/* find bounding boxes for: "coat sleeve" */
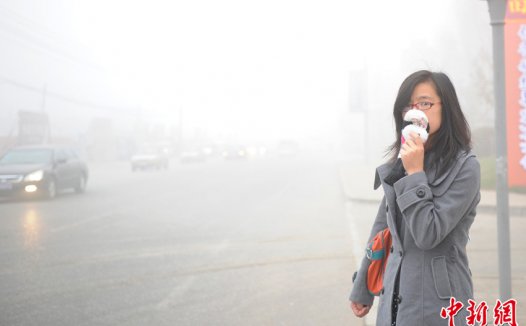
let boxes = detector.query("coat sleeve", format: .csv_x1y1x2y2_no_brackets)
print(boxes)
393,156,480,250
349,196,389,306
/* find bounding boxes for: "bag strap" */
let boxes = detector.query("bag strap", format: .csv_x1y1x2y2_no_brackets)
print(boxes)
366,229,387,260
366,248,386,261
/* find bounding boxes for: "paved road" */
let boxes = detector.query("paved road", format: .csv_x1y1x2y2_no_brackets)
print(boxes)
0,153,358,326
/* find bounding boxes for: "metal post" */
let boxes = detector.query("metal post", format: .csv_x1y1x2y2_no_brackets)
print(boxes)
486,0,512,300
41,84,47,113
179,105,184,151
41,84,50,144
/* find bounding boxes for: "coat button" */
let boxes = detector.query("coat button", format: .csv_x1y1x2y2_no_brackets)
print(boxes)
399,251,403,257
416,188,425,198
381,288,384,295
390,246,394,253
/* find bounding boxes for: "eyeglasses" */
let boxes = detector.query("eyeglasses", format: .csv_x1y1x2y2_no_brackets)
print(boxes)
404,101,440,112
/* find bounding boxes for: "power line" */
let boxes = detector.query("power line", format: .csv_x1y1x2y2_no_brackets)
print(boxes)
0,4,81,48
0,74,141,116
0,4,105,72
0,5,142,117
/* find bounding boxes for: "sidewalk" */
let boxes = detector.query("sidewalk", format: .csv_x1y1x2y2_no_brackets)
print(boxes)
340,161,526,325
339,162,526,215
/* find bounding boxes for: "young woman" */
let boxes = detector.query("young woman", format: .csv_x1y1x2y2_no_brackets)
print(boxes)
349,70,480,325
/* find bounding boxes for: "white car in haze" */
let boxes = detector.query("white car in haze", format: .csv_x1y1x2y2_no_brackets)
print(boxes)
131,148,169,171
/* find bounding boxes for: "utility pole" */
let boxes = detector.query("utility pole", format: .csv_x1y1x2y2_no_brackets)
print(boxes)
41,84,47,112
41,84,50,144
485,0,512,300
178,106,184,152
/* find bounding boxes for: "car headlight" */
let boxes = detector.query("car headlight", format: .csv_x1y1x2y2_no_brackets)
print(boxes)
24,170,44,182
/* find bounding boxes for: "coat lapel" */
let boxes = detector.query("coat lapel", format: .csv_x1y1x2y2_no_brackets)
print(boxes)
425,151,475,196
375,163,403,247
373,151,476,249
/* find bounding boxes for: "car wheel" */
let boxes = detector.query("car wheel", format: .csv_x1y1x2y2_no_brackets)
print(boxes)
45,179,57,199
75,174,86,193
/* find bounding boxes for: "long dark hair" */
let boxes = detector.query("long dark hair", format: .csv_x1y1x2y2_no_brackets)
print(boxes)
386,70,472,178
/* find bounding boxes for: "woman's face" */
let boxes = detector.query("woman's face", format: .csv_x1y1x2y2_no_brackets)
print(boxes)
409,82,442,136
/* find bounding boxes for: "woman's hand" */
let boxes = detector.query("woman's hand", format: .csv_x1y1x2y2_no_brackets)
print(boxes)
400,132,425,175
350,301,371,318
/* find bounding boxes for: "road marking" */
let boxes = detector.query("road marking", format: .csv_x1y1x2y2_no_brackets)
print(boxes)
345,200,377,326
346,202,365,261
156,276,196,310
48,189,182,234
209,239,230,254
49,211,115,233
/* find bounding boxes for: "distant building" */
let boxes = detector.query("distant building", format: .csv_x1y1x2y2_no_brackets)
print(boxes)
17,110,50,145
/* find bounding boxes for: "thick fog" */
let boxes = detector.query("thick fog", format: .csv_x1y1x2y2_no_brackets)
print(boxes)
0,0,492,160
1,1,508,326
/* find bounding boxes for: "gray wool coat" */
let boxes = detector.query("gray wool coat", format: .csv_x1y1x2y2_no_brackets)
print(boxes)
350,151,481,325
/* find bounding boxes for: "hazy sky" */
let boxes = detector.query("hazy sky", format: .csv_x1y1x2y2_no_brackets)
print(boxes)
0,0,491,144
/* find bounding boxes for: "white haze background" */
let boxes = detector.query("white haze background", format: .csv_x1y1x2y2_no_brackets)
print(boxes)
0,0,492,159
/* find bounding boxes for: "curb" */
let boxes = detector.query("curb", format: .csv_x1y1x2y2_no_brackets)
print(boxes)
342,195,526,217
338,164,526,218
475,204,526,217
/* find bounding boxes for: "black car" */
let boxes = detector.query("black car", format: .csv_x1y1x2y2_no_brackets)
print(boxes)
0,145,89,199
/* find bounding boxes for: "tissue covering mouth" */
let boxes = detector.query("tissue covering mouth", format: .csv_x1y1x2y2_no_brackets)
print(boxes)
403,109,428,130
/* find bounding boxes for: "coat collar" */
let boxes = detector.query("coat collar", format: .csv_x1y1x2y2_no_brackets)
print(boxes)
374,163,393,190
374,151,474,192
373,150,475,249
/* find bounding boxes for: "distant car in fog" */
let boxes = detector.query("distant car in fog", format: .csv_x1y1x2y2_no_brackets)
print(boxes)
277,140,300,157
179,148,206,163
246,144,268,158
222,145,248,160
131,147,169,171
0,145,89,199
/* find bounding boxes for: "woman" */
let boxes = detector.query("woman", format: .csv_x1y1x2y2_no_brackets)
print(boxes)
349,70,480,325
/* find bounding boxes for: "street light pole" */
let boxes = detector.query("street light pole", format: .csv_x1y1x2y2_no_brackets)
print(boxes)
485,0,512,300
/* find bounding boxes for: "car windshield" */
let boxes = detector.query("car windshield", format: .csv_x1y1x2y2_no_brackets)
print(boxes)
0,149,53,165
